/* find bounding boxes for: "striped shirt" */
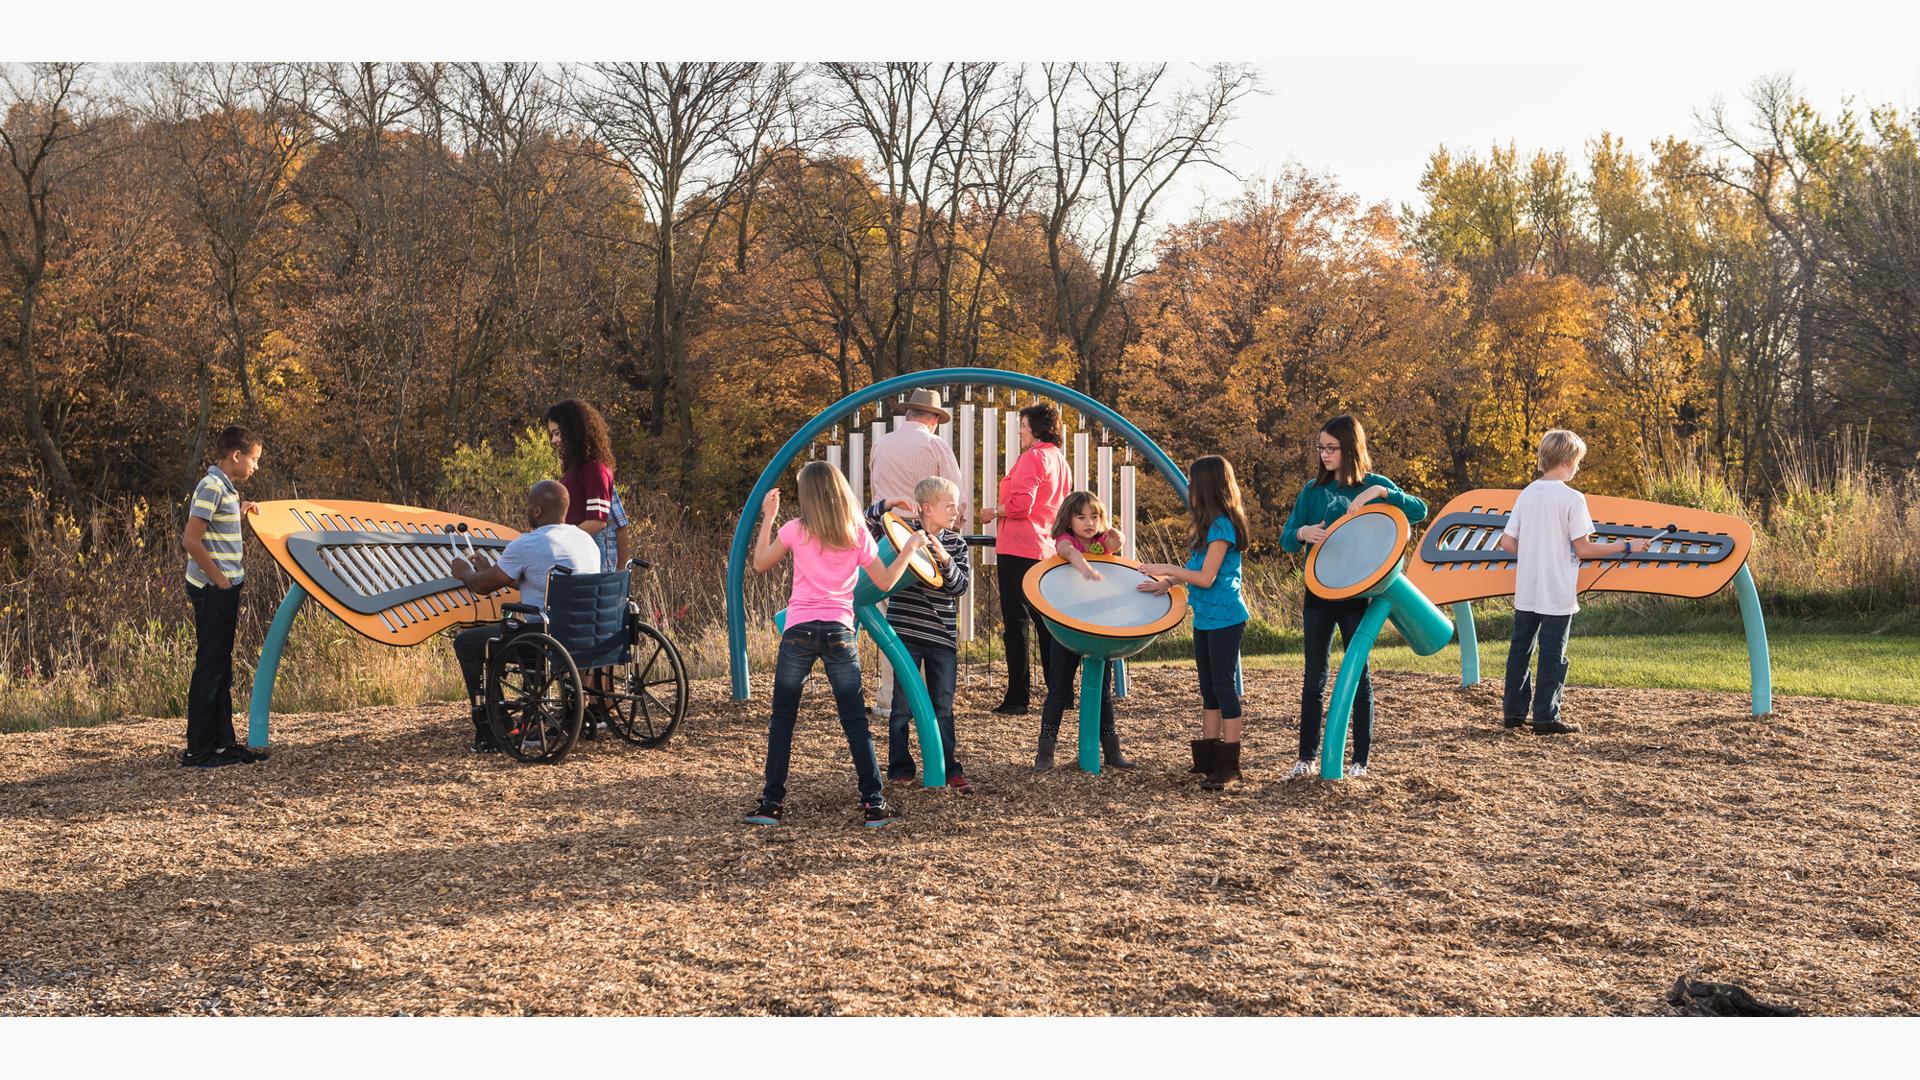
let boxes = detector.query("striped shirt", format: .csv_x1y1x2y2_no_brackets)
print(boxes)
185,466,246,587
865,500,972,651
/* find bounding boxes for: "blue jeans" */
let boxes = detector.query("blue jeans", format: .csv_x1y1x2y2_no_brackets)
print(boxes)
762,620,882,805
886,640,961,778
1504,609,1573,725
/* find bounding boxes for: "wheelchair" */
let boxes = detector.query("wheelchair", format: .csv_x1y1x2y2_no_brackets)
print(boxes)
482,558,690,764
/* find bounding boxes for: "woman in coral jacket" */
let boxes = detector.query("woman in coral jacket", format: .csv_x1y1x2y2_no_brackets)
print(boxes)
979,402,1071,716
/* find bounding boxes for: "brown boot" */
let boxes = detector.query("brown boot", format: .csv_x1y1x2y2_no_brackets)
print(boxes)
1190,738,1220,775
1032,732,1057,773
1201,741,1242,791
1100,732,1136,769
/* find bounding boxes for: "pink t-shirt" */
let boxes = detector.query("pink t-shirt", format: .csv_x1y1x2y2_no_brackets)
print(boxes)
1056,529,1120,556
778,517,879,628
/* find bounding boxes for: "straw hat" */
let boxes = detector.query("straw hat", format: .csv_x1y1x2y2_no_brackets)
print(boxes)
898,388,952,424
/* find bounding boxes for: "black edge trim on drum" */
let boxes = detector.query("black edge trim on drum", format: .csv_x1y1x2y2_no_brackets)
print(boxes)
286,530,512,615
1417,512,1731,567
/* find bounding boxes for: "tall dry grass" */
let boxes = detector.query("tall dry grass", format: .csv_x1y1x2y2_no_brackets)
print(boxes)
5,432,1917,732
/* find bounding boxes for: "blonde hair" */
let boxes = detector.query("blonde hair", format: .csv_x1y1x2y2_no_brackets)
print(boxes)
1051,490,1109,539
795,461,861,550
914,475,959,505
1537,429,1588,473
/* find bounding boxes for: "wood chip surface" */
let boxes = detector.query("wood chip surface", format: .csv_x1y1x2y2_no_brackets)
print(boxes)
2,668,1914,1015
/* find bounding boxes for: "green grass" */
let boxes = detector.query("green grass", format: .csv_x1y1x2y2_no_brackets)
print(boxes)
1134,616,1920,707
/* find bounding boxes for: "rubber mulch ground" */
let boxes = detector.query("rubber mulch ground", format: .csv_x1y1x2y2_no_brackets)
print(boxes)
2,667,1915,1015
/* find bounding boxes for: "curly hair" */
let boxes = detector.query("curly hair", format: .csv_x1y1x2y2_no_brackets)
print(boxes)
544,399,616,473
1019,402,1061,446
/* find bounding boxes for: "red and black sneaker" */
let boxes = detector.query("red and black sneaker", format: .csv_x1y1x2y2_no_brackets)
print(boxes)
947,773,974,796
745,800,784,826
860,799,901,828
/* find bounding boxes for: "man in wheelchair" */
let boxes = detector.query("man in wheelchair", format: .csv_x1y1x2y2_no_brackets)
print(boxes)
449,480,601,752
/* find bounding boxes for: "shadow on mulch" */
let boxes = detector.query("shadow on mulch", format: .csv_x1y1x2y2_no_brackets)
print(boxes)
2,667,1916,1016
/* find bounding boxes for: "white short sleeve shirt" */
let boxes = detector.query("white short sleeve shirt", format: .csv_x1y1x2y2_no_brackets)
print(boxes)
1503,479,1597,616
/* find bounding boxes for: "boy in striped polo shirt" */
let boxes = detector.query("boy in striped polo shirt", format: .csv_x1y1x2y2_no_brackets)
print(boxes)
865,476,974,793
180,425,266,768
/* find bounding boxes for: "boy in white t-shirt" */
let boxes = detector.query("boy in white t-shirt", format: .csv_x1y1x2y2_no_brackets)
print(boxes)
1495,430,1643,735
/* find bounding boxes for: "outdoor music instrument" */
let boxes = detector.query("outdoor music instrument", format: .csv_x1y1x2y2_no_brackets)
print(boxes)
1406,489,1771,715
1303,503,1455,779
244,499,522,745
1023,554,1189,773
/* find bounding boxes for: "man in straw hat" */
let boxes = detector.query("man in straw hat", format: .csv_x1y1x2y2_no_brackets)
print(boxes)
868,388,966,518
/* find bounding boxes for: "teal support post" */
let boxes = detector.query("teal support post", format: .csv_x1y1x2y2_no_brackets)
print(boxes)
855,606,946,787
1454,601,1480,686
1318,599,1392,780
1733,564,1772,716
247,582,307,748
1077,656,1105,774
1113,657,1127,698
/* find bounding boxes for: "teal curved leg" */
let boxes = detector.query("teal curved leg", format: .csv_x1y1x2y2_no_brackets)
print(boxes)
247,582,307,749
855,606,946,787
1454,601,1480,686
1078,656,1104,774
1734,565,1772,715
1319,598,1392,780
1113,657,1127,699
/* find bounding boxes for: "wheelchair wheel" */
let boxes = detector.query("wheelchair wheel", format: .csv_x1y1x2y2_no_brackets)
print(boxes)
604,621,689,748
485,632,584,764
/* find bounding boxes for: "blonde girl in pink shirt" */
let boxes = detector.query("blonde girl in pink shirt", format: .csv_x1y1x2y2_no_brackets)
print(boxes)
979,402,1071,715
746,461,927,828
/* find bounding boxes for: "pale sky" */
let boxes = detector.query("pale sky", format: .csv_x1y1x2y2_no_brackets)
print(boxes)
1170,61,1920,222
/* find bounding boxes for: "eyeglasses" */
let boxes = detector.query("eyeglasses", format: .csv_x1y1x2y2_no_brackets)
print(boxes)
1315,443,1342,455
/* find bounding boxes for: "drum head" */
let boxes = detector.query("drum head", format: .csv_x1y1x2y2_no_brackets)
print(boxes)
1305,503,1411,601
1023,555,1187,641
882,511,943,589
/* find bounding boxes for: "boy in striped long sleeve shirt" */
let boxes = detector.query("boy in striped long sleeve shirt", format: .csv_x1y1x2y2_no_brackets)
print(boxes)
180,425,266,768
865,476,974,792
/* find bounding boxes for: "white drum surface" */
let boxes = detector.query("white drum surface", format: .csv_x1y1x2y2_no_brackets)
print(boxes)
1315,513,1401,591
1037,561,1172,630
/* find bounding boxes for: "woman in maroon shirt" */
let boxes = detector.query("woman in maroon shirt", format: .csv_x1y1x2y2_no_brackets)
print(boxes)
544,398,618,571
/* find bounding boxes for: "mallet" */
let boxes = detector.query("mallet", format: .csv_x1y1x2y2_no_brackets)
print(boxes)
1582,522,1676,596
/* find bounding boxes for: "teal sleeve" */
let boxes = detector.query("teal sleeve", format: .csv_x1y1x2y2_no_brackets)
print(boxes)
1371,474,1428,525
1279,483,1316,553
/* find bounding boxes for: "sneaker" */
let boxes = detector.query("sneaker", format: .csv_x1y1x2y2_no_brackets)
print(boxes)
887,766,917,785
181,749,241,769
1502,717,1526,730
745,800,784,826
1285,759,1316,782
1532,719,1581,736
229,746,270,764
948,773,974,796
1348,762,1370,778
861,799,901,827
469,730,499,754
991,702,1028,716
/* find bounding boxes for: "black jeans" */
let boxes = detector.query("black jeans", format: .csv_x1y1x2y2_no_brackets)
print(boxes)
1299,596,1374,764
1040,641,1114,742
762,620,883,805
1504,609,1573,725
886,639,961,778
1193,621,1246,721
995,553,1056,709
186,580,243,755
454,624,506,720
